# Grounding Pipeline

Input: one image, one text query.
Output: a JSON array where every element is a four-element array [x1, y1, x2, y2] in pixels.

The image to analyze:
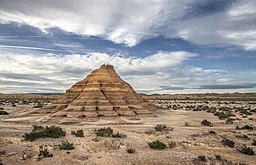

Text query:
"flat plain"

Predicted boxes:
[[0, 93, 255, 165]]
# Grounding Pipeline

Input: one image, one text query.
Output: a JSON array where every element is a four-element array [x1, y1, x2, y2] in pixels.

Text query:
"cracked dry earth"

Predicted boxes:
[[0, 108, 256, 165]]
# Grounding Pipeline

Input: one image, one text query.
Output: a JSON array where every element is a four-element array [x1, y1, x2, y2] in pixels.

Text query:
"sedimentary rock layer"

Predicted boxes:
[[35, 64, 154, 117]]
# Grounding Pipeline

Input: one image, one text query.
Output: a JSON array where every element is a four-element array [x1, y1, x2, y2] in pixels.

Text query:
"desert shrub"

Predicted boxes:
[[236, 125, 254, 130], [71, 129, 84, 137], [148, 140, 166, 150], [33, 104, 43, 108], [59, 141, 75, 150], [208, 130, 216, 134], [32, 124, 44, 131], [95, 127, 113, 137], [168, 141, 177, 148], [0, 107, 4, 110], [237, 145, 255, 155], [23, 125, 66, 141], [0, 110, 8, 115], [215, 154, 221, 160], [222, 138, 235, 148], [214, 112, 233, 120], [240, 125, 253, 130], [225, 118, 235, 124], [38, 145, 53, 159], [111, 132, 126, 138], [252, 139, 256, 146], [155, 124, 169, 132], [0, 150, 5, 155], [126, 147, 135, 153], [201, 120, 212, 126], [184, 121, 190, 126], [197, 155, 206, 161], [94, 127, 126, 138], [235, 134, 249, 140]]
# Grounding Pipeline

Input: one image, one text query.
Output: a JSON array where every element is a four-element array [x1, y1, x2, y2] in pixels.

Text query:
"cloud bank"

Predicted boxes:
[[0, 0, 256, 49], [1, 51, 255, 94]]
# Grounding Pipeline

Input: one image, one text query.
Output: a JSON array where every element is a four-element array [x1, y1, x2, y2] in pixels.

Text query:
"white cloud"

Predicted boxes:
[[1, 0, 255, 49], [0, 51, 196, 93], [172, 0, 256, 50], [1, 51, 254, 94], [0, 0, 197, 47]]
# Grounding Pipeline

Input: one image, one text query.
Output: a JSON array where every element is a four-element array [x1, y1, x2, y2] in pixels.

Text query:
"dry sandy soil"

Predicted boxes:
[[0, 100, 256, 165]]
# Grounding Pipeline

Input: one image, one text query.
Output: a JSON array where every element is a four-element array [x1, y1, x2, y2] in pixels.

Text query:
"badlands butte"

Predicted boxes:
[[0, 64, 256, 165]]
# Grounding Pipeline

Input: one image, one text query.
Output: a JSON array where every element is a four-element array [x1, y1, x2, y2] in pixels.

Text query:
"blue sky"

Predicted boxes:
[[0, 0, 255, 94]]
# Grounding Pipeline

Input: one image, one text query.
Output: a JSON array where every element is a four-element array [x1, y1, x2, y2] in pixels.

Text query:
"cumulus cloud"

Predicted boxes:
[[0, 51, 196, 93], [1, 51, 255, 94], [1, 0, 255, 49]]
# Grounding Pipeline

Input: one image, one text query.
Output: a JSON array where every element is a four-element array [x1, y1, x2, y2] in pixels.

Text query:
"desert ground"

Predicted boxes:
[[0, 94, 255, 165]]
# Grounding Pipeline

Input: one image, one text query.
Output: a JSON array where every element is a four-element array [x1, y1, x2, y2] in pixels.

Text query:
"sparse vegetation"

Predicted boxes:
[[239, 125, 253, 130], [222, 138, 235, 148], [184, 121, 190, 126], [33, 104, 43, 108], [214, 111, 233, 120], [126, 147, 135, 153], [111, 132, 126, 138], [95, 127, 113, 137], [237, 145, 255, 155], [94, 127, 126, 138], [154, 124, 170, 132], [38, 145, 53, 159], [208, 130, 216, 134], [197, 155, 207, 161], [168, 141, 177, 148], [71, 129, 84, 137], [148, 140, 166, 150], [215, 154, 221, 160], [0, 110, 8, 115], [252, 139, 256, 146], [23, 125, 66, 141], [59, 141, 75, 150], [201, 119, 212, 126]]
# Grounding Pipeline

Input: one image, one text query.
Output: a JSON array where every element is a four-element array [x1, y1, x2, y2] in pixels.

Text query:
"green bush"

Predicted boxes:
[[126, 147, 135, 153], [111, 132, 126, 138], [71, 129, 84, 137], [148, 140, 166, 150], [95, 127, 113, 137], [59, 141, 75, 150], [23, 125, 66, 141], [38, 145, 53, 159], [237, 145, 255, 155], [94, 127, 126, 138], [201, 120, 212, 126], [222, 138, 235, 148], [155, 124, 169, 132]]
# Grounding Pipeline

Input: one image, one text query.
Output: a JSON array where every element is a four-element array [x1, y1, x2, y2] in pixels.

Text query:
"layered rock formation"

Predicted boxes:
[[36, 64, 154, 118]]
